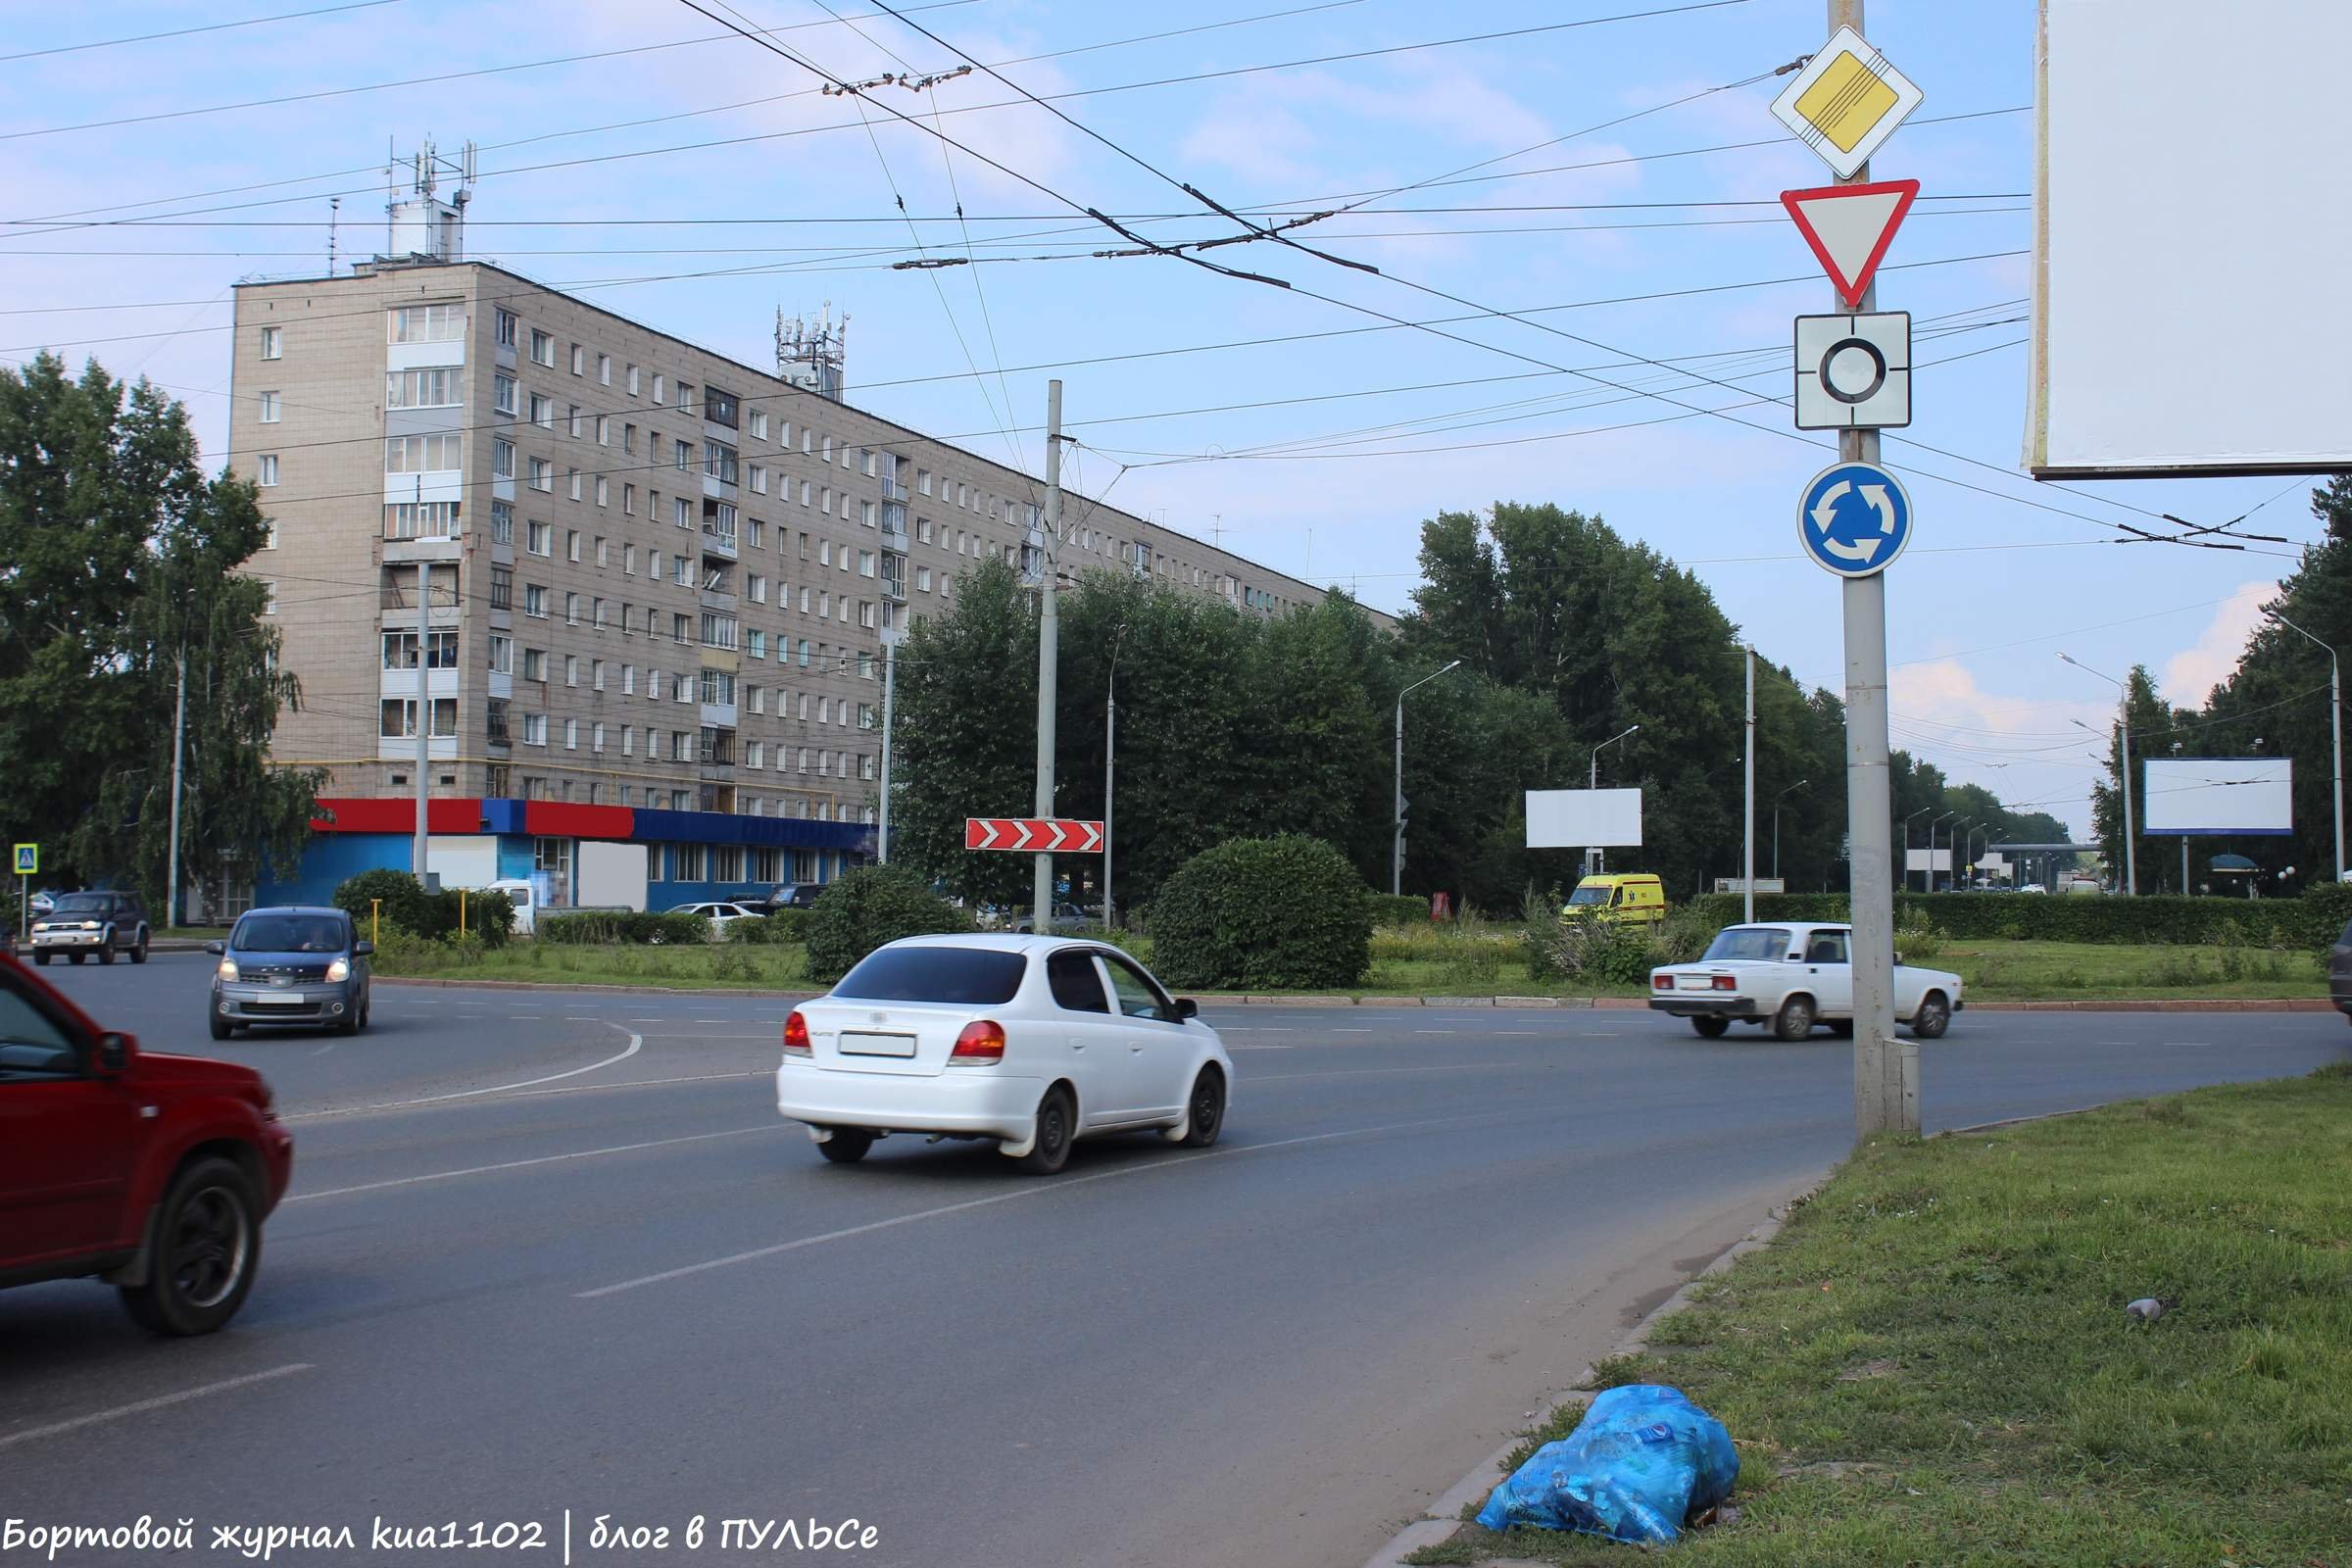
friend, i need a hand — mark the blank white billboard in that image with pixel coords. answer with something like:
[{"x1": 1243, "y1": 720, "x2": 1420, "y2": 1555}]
[
  {"x1": 2027, "y1": 1, "x2": 2352, "y2": 476},
  {"x1": 2142, "y1": 759, "x2": 2293, "y2": 836},
  {"x1": 1903, "y1": 849, "x2": 1953, "y2": 873},
  {"x1": 1526, "y1": 789, "x2": 1642, "y2": 850}
]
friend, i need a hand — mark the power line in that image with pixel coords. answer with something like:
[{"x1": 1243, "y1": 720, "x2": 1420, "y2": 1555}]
[{"x1": 0, "y1": 0, "x2": 406, "y2": 64}]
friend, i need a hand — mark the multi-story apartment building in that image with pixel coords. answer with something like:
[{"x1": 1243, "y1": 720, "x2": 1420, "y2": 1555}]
[{"x1": 225, "y1": 255, "x2": 1344, "y2": 911}]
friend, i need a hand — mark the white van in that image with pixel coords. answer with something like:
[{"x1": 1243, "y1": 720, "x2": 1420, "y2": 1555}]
[{"x1": 484, "y1": 878, "x2": 539, "y2": 936}]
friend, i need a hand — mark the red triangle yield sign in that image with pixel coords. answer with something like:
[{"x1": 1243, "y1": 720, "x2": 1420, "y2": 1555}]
[{"x1": 1781, "y1": 179, "x2": 1919, "y2": 309}]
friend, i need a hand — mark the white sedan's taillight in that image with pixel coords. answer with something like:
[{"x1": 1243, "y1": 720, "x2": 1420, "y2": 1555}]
[
  {"x1": 1651, "y1": 973, "x2": 1673, "y2": 990},
  {"x1": 950, "y1": 1019, "x2": 1005, "y2": 1064},
  {"x1": 782, "y1": 1009, "x2": 812, "y2": 1058}
]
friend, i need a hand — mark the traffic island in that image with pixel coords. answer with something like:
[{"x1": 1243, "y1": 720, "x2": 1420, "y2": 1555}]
[{"x1": 1391, "y1": 1063, "x2": 2352, "y2": 1565}]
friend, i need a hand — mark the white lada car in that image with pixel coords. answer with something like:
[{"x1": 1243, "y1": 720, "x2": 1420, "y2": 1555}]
[
  {"x1": 1648, "y1": 921, "x2": 1962, "y2": 1041},
  {"x1": 776, "y1": 934, "x2": 1234, "y2": 1174}
]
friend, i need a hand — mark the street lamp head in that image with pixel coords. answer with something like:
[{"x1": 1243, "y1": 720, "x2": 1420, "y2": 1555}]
[
  {"x1": 1439, "y1": 659, "x2": 1462, "y2": 674},
  {"x1": 2057, "y1": 652, "x2": 2078, "y2": 666}
]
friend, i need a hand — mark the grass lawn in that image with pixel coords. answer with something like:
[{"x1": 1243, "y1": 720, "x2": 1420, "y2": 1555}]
[
  {"x1": 366, "y1": 931, "x2": 2330, "y2": 1004},
  {"x1": 379, "y1": 941, "x2": 812, "y2": 990},
  {"x1": 1408, "y1": 1064, "x2": 2352, "y2": 1566}
]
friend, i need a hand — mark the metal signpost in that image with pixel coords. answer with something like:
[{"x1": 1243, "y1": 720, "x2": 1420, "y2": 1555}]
[
  {"x1": 14, "y1": 843, "x2": 34, "y2": 936},
  {"x1": 1776, "y1": 0, "x2": 1922, "y2": 1138}
]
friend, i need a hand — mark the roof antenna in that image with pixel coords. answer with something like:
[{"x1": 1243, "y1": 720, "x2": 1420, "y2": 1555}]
[{"x1": 328, "y1": 196, "x2": 340, "y2": 276}]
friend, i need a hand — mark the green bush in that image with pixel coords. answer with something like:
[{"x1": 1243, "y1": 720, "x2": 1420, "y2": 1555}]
[
  {"x1": 725, "y1": 913, "x2": 781, "y2": 944},
  {"x1": 803, "y1": 863, "x2": 976, "y2": 983},
  {"x1": 1893, "y1": 908, "x2": 1943, "y2": 962},
  {"x1": 333, "y1": 868, "x2": 433, "y2": 938},
  {"x1": 539, "y1": 909, "x2": 712, "y2": 946},
  {"x1": 328, "y1": 871, "x2": 514, "y2": 946},
  {"x1": 1684, "y1": 884, "x2": 2352, "y2": 953},
  {"x1": 1368, "y1": 893, "x2": 1433, "y2": 928},
  {"x1": 763, "y1": 906, "x2": 808, "y2": 943},
  {"x1": 1149, "y1": 834, "x2": 1372, "y2": 991}
]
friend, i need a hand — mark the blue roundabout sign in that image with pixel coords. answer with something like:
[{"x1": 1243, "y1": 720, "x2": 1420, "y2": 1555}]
[{"x1": 1797, "y1": 461, "x2": 1912, "y2": 578}]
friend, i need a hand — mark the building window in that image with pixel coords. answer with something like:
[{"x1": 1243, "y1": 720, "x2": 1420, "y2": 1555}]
[
  {"x1": 379, "y1": 698, "x2": 457, "y2": 738},
  {"x1": 653, "y1": 373, "x2": 665, "y2": 404},
  {"x1": 623, "y1": 483, "x2": 636, "y2": 516},
  {"x1": 529, "y1": 393, "x2": 552, "y2": 428},
  {"x1": 387, "y1": 433, "x2": 462, "y2": 471},
  {"x1": 858, "y1": 550, "x2": 875, "y2": 577},
  {"x1": 916, "y1": 565, "x2": 931, "y2": 592},
  {"x1": 748, "y1": 573, "x2": 766, "y2": 604},
  {"x1": 495, "y1": 308, "x2": 517, "y2": 348},
  {"x1": 524, "y1": 584, "x2": 548, "y2": 618},
  {"x1": 260, "y1": 579, "x2": 275, "y2": 614},
  {"x1": 598, "y1": 353, "x2": 612, "y2": 385},
  {"x1": 595, "y1": 475, "x2": 610, "y2": 508},
  {"x1": 490, "y1": 567, "x2": 514, "y2": 611},
  {"x1": 259, "y1": 325, "x2": 282, "y2": 360},
  {"x1": 568, "y1": 404, "x2": 584, "y2": 439},
  {"x1": 526, "y1": 519, "x2": 551, "y2": 556},
  {"x1": 530, "y1": 328, "x2": 555, "y2": 367},
  {"x1": 257, "y1": 454, "x2": 279, "y2": 487},
  {"x1": 672, "y1": 612, "x2": 692, "y2": 645},
  {"x1": 750, "y1": 409, "x2": 768, "y2": 440},
  {"x1": 622, "y1": 663, "x2": 636, "y2": 695},
  {"x1": 522, "y1": 712, "x2": 548, "y2": 746},
  {"x1": 386, "y1": 368, "x2": 462, "y2": 408},
  {"x1": 384, "y1": 501, "x2": 460, "y2": 540},
  {"x1": 489, "y1": 633, "x2": 513, "y2": 674},
  {"x1": 527, "y1": 457, "x2": 553, "y2": 492},
  {"x1": 570, "y1": 344, "x2": 584, "y2": 376},
  {"x1": 491, "y1": 437, "x2": 514, "y2": 478},
  {"x1": 389, "y1": 304, "x2": 465, "y2": 343},
  {"x1": 747, "y1": 629, "x2": 766, "y2": 659},
  {"x1": 257, "y1": 389, "x2": 279, "y2": 420},
  {"x1": 592, "y1": 721, "x2": 607, "y2": 753},
  {"x1": 493, "y1": 372, "x2": 516, "y2": 414},
  {"x1": 521, "y1": 647, "x2": 546, "y2": 682},
  {"x1": 565, "y1": 593, "x2": 582, "y2": 625},
  {"x1": 621, "y1": 724, "x2": 635, "y2": 756},
  {"x1": 705, "y1": 387, "x2": 738, "y2": 428},
  {"x1": 488, "y1": 499, "x2": 513, "y2": 545}
]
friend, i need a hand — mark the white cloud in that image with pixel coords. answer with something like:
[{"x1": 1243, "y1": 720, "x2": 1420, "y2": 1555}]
[{"x1": 2161, "y1": 580, "x2": 2277, "y2": 709}]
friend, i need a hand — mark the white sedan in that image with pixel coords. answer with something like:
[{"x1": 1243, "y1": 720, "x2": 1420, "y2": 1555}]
[
  {"x1": 668, "y1": 900, "x2": 765, "y2": 937},
  {"x1": 775, "y1": 934, "x2": 1234, "y2": 1174},
  {"x1": 1648, "y1": 921, "x2": 1962, "y2": 1042}
]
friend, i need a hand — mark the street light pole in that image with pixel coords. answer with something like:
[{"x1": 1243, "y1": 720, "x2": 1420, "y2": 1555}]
[
  {"x1": 876, "y1": 633, "x2": 897, "y2": 862},
  {"x1": 1033, "y1": 380, "x2": 1063, "y2": 933},
  {"x1": 1774, "y1": 779, "x2": 1810, "y2": 882},
  {"x1": 2060, "y1": 654, "x2": 2136, "y2": 895},
  {"x1": 1393, "y1": 660, "x2": 1462, "y2": 897},
  {"x1": 1931, "y1": 811, "x2": 1955, "y2": 893},
  {"x1": 2270, "y1": 612, "x2": 2344, "y2": 884},
  {"x1": 1742, "y1": 648, "x2": 1755, "y2": 922},
  {"x1": 1903, "y1": 806, "x2": 1932, "y2": 893},
  {"x1": 1590, "y1": 724, "x2": 1640, "y2": 880},
  {"x1": 1104, "y1": 622, "x2": 1128, "y2": 931}
]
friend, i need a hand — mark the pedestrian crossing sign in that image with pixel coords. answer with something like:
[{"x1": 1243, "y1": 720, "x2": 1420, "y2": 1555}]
[{"x1": 13, "y1": 843, "x2": 35, "y2": 875}]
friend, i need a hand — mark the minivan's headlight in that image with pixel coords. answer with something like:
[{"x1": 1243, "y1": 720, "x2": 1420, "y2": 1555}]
[
  {"x1": 326, "y1": 957, "x2": 350, "y2": 982},
  {"x1": 218, "y1": 957, "x2": 239, "y2": 981}
]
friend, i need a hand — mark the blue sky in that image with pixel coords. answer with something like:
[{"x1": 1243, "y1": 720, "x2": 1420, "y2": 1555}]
[{"x1": 1, "y1": 0, "x2": 2322, "y2": 839}]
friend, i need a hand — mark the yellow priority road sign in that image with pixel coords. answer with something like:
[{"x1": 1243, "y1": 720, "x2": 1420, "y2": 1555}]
[
  {"x1": 1769, "y1": 25, "x2": 1924, "y2": 180},
  {"x1": 13, "y1": 843, "x2": 35, "y2": 875}
]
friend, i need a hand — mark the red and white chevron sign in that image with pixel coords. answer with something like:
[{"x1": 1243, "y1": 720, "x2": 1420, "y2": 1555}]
[{"x1": 964, "y1": 816, "x2": 1104, "y2": 853}]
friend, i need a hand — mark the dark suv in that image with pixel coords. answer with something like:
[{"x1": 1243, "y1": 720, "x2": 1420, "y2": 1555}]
[{"x1": 28, "y1": 891, "x2": 151, "y2": 966}]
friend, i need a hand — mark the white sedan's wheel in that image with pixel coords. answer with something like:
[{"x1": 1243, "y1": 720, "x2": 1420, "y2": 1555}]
[{"x1": 1178, "y1": 1068, "x2": 1225, "y2": 1148}]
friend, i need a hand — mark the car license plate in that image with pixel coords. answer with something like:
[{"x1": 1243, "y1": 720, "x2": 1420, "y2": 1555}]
[
  {"x1": 839, "y1": 1032, "x2": 917, "y2": 1057},
  {"x1": 1676, "y1": 975, "x2": 1715, "y2": 991},
  {"x1": 250, "y1": 995, "x2": 308, "y2": 1007}
]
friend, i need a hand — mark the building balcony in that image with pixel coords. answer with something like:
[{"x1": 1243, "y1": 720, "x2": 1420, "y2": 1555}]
[
  {"x1": 879, "y1": 576, "x2": 906, "y2": 604},
  {"x1": 700, "y1": 523, "x2": 738, "y2": 561},
  {"x1": 700, "y1": 589, "x2": 737, "y2": 614}
]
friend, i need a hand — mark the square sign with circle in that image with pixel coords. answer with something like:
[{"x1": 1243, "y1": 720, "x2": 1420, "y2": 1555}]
[
  {"x1": 1795, "y1": 312, "x2": 1910, "y2": 430},
  {"x1": 1769, "y1": 25, "x2": 1924, "y2": 179}
]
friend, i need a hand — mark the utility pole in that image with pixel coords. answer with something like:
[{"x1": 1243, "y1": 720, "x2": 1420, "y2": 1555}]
[
  {"x1": 414, "y1": 561, "x2": 431, "y2": 886},
  {"x1": 1742, "y1": 646, "x2": 1756, "y2": 922},
  {"x1": 1393, "y1": 661, "x2": 1462, "y2": 896},
  {"x1": 877, "y1": 633, "x2": 897, "y2": 862},
  {"x1": 1103, "y1": 666, "x2": 1116, "y2": 930},
  {"x1": 1833, "y1": 0, "x2": 1912, "y2": 1137},
  {"x1": 166, "y1": 648, "x2": 187, "y2": 930},
  {"x1": 1032, "y1": 380, "x2": 1062, "y2": 932}
]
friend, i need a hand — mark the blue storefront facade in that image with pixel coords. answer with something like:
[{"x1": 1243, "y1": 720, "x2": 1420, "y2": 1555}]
[{"x1": 257, "y1": 797, "x2": 874, "y2": 912}]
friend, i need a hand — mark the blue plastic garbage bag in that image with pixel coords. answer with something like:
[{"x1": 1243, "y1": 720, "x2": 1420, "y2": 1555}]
[{"x1": 1475, "y1": 1384, "x2": 1738, "y2": 1544}]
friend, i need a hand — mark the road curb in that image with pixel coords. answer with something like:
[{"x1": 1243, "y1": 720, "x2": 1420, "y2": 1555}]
[
  {"x1": 369, "y1": 974, "x2": 2337, "y2": 1014},
  {"x1": 1357, "y1": 1173, "x2": 1834, "y2": 1568}
]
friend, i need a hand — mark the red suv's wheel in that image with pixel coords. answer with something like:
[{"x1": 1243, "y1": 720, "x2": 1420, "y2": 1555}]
[{"x1": 120, "y1": 1157, "x2": 263, "y2": 1336}]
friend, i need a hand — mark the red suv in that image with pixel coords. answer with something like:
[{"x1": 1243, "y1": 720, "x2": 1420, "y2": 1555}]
[{"x1": 0, "y1": 954, "x2": 293, "y2": 1334}]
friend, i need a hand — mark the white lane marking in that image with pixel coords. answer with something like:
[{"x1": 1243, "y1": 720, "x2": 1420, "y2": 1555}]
[
  {"x1": 0, "y1": 1364, "x2": 313, "y2": 1451},
  {"x1": 579, "y1": 1108, "x2": 1516, "y2": 1299},
  {"x1": 1415, "y1": 1030, "x2": 1458, "y2": 1036},
  {"x1": 283, "y1": 1029, "x2": 642, "y2": 1119},
  {"x1": 564, "y1": 1015, "x2": 600, "y2": 1021},
  {"x1": 1332, "y1": 1028, "x2": 1373, "y2": 1034},
  {"x1": 507, "y1": 1013, "x2": 544, "y2": 1019},
  {"x1": 309, "y1": 1043, "x2": 337, "y2": 1056},
  {"x1": 288, "y1": 1124, "x2": 777, "y2": 1201}
]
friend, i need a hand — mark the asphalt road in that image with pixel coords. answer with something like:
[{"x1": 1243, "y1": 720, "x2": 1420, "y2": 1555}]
[{"x1": 6, "y1": 959, "x2": 2346, "y2": 1568}]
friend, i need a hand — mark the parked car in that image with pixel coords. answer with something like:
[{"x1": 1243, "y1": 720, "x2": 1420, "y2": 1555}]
[
  {"x1": 1648, "y1": 921, "x2": 1963, "y2": 1041},
  {"x1": 27, "y1": 889, "x2": 61, "y2": 918},
  {"x1": 0, "y1": 952, "x2": 293, "y2": 1334},
  {"x1": 27, "y1": 890, "x2": 151, "y2": 966},
  {"x1": 207, "y1": 906, "x2": 373, "y2": 1039},
  {"x1": 2329, "y1": 914, "x2": 2351, "y2": 1026},
  {"x1": 1008, "y1": 902, "x2": 1093, "y2": 935},
  {"x1": 668, "y1": 901, "x2": 765, "y2": 938},
  {"x1": 775, "y1": 935, "x2": 1232, "y2": 1174},
  {"x1": 746, "y1": 884, "x2": 823, "y2": 913},
  {"x1": 1562, "y1": 873, "x2": 1668, "y2": 926}
]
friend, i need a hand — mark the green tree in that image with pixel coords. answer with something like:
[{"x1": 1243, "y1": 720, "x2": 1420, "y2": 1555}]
[{"x1": 0, "y1": 353, "x2": 317, "y2": 913}]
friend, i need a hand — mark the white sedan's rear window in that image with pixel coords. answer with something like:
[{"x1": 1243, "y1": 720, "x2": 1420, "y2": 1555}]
[
  {"x1": 833, "y1": 947, "x2": 1026, "y2": 1004},
  {"x1": 1701, "y1": 928, "x2": 1789, "y2": 962}
]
